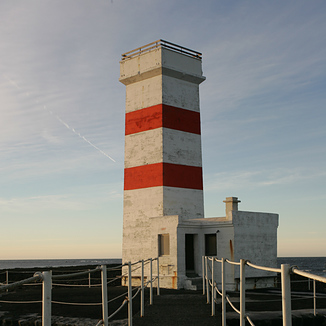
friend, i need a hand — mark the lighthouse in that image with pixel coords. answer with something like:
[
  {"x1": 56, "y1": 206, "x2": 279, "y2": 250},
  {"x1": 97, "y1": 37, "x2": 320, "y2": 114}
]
[{"x1": 119, "y1": 40, "x2": 279, "y2": 290}]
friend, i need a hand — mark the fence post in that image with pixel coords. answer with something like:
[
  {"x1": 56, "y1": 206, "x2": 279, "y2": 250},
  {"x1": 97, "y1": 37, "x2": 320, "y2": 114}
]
[
  {"x1": 101, "y1": 265, "x2": 108, "y2": 326},
  {"x1": 221, "y1": 258, "x2": 226, "y2": 326},
  {"x1": 202, "y1": 256, "x2": 205, "y2": 295},
  {"x1": 240, "y1": 259, "x2": 246, "y2": 326},
  {"x1": 157, "y1": 257, "x2": 160, "y2": 296},
  {"x1": 281, "y1": 264, "x2": 292, "y2": 326},
  {"x1": 211, "y1": 258, "x2": 215, "y2": 316},
  {"x1": 42, "y1": 271, "x2": 52, "y2": 326},
  {"x1": 128, "y1": 262, "x2": 133, "y2": 326},
  {"x1": 88, "y1": 269, "x2": 91, "y2": 288},
  {"x1": 141, "y1": 260, "x2": 144, "y2": 317},
  {"x1": 150, "y1": 258, "x2": 153, "y2": 305},
  {"x1": 6, "y1": 271, "x2": 9, "y2": 292},
  {"x1": 313, "y1": 279, "x2": 316, "y2": 316},
  {"x1": 206, "y1": 257, "x2": 210, "y2": 304}
]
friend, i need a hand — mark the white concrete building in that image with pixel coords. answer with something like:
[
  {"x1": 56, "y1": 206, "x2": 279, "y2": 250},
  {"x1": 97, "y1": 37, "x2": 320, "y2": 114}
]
[{"x1": 119, "y1": 40, "x2": 279, "y2": 290}]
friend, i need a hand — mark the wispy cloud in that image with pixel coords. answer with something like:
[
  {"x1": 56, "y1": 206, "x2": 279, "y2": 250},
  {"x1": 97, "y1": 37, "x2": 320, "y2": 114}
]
[{"x1": 205, "y1": 168, "x2": 326, "y2": 192}]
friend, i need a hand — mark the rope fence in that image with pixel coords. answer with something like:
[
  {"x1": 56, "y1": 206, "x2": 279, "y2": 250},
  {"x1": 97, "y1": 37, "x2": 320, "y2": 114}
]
[
  {"x1": 0, "y1": 257, "x2": 161, "y2": 326},
  {"x1": 203, "y1": 256, "x2": 326, "y2": 326}
]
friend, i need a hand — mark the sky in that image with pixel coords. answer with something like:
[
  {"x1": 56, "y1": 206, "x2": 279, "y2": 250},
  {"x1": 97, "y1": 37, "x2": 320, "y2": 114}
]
[{"x1": 0, "y1": 0, "x2": 325, "y2": 259}]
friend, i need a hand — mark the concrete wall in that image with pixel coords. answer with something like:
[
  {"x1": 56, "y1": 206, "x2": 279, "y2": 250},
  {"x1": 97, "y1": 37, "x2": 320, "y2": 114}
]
[{"x1": 232, "y1": 210, "x2": 279, "y2": 278}]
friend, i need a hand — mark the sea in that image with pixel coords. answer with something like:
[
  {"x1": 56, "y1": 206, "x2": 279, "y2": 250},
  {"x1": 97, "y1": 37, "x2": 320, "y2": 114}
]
[
  {"x1": 0, "y1": 257, "x2": 325, "y2": 277},
  {"x1": 277, "y1": 257, "x2": 326, "y2": 277},
  {"x1": 0, "y1": 258, "x2": 122, "y2": 270}
]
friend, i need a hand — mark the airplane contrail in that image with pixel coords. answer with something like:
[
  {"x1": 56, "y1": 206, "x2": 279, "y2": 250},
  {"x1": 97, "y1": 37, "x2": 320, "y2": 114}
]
[
  {"x1": 45, "y1": 106, "x2": 116, "y2": 162},
  {"x1": 3, "y1": 74, "x2": 22, "y2": 89},
  {"x1": 3, "y1": 74, "x2": 116, "y2": 162}
]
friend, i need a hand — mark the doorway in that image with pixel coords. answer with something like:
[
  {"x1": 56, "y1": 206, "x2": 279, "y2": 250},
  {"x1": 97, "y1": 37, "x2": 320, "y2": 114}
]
[
  {"x1": 185, "y1": 234, "x2": 195, "y2": 273},
  {"x1": 205, "y1": 234, "x2": 217, "y2": 256}
]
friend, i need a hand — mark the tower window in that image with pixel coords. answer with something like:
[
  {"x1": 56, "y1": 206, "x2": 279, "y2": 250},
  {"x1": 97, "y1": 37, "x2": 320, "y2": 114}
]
[{"x1": 158, "y1": 234, "x2": 170, "y2": 256}]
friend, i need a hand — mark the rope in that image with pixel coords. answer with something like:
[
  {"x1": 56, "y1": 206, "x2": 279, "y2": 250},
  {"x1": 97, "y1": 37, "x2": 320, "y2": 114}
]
[
  {"x1": 246, "y1": 315, "x2": 255, "y2": 326},
  {"x1": 52, "y1": 283, "x2": 101, "y2": 287},
  {"x1": 52, "y1": 267, "x2": 100, "y2": 280},
  {"x1": 108, "y1": 291, "x2": 128, "y2": 303},
  {"x1": 0, "y1": 274, "x2": 42, "y2": 293},
  {"x1": 108, "y1": 299, "x2": 128, "y2": 320},
  {"x1": 0, "y1": 300, "x2": 42, "y2": 304},
  {"x1": 246, "y1": 261, "x2": 281, "y2": 273},
  {"x1": 225, "y1": 259, "x2": 240, "y2": 266},
  {"x1": 132, "y1": 287, "x2": 141, "y2": 300},
  {"x1": 226, "y1": 295, "x2": 240, "y2": 314},
  {"x1": 52, "y1": 300, "x2": 101, "y2": 306},
  {"x1": 107, "y1": 276, "x2": 124, "y2": 285},
  {"x1": 214, "y1": 284, "x2": 222, "y2": 297},
  {"x1": 292, "y1": 267, "x2": 326, "y2": 283}
]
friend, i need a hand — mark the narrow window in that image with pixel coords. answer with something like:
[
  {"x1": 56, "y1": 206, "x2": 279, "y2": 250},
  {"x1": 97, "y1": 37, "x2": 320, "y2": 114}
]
[{"x1": 158, "y1": 234, "x2": 170, "y2": 256}]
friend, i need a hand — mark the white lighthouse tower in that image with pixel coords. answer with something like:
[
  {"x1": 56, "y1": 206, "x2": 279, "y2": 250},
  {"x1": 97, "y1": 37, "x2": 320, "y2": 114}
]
[
  {"x1": 119, "y1": 40, "x2": 206, "y2": 288},
  {"x1": 119, "y1": 40, "x2": 279, "y2": 290}
]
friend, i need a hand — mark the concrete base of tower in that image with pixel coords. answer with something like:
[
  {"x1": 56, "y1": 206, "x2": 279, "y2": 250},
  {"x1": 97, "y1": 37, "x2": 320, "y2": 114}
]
[{"x1": 121, "y1": 198, "x2": 279, "y2": 291}]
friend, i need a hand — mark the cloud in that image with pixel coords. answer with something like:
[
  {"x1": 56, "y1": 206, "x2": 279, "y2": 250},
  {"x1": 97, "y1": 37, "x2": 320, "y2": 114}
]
[
  {"x1": 205, "y1": 168, "x2": 326, "y2": 192},
  {"x1": 0, "y1": 183, "x2": 122, "y2": 214}
]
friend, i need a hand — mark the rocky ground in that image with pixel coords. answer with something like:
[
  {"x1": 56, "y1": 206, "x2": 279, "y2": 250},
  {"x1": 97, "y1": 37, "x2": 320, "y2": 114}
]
[{"x1": 1, "y1": 267, "x2": 326, "y2": 325}]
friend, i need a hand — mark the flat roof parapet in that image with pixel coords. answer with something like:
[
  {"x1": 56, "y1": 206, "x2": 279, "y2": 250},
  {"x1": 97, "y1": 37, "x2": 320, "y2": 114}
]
[{"x1": 121, "y1": 39, "x2": 202, "y2": 61}]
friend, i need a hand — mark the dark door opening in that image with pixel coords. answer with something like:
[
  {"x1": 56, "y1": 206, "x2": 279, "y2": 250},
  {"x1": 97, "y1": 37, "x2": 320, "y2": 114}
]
[
  {"x1": 185, "y1": 234, "x2": 195, "y2": 272},
  {"x1": 205, "y1": 234, "x2": 217, "y2": 256}
]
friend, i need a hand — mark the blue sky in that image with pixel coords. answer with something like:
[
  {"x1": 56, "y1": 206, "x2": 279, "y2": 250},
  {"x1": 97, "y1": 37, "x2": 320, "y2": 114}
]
[{"x1": 1, "y1": 0, "x2": 325, "y2": 259}]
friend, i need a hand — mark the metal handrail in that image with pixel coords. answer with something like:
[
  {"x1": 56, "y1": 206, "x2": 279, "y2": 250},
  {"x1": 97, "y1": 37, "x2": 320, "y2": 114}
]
[{"x1": 121, "y1": 39, "x2": 202, "y2": 60}]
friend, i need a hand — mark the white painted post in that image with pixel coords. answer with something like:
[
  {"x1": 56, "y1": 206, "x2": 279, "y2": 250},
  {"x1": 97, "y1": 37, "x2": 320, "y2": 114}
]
[
  {"x1": 128, "y1": 262, "x2": 133, "y2": 326},
  {"x1": 101, "y1": 265, "x2": 108, "y2": 326},
  {"x1": 202, "y1": 256, "x2": 205, "y2": 295},
  {"x1": 6, "y1": 271, "x2": 8, "y2": 292},
  {"x1": 141, "y1": 260, "x2": 144, "y2": 317},
  {"x1": 157, "y1": 257, "x2": 160, "y2": 296},
  {"x1": 42, "y1": 271, "x2": 52, "y2": 326},
  {"x1": 150, "y1": 258, "x2": 153, "y2": 305},
  {"x1": 281, "y1": 264, "x2": 292, "y2": 326},
  {"x1": 313, "y1": 279, "x2": 316, "y2": 316},
  {"x1": 240, "y1": 259, "x2": 246, "y2": 326},
  {"x1": 211, "y1": 258, "x2": 215, "y2": 316},
  {"x1": 88, "y1": 269, "x2": 91, "y2": 288},
  {"x1": 221, "y1": 258, "x2": 226, "y2": 326},
  {"x1": 205, "y1": 257, "x2": 210, "y2": 304}
]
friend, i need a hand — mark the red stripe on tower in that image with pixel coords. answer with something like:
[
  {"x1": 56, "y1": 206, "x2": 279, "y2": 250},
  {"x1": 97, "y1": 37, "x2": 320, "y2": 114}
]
[
  {"x1": 125, "y1": 104, "x2": 201, "y2": 135},
  {"x1": 124, "y1": 163, "x2": 203, "y2": 190}
]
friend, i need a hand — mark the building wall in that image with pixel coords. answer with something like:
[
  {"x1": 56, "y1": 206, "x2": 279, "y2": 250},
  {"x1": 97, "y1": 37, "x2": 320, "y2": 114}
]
[{"x1": 232, "y1": 210, "x2": 279, "y2": 278}]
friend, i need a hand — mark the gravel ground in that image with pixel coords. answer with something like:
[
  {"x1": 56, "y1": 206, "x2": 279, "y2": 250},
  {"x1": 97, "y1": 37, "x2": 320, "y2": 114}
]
[{"x1": 1, "y1": 267, "x2": 326, "y2": 325}]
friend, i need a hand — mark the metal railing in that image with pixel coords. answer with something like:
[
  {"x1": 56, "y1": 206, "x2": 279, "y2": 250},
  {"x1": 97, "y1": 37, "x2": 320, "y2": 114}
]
[
  {"x1": 202, "y1": 256, "x2": 326, "y2": 326},
  {"x1": 0, "y1": 257, "x2": 160, "y2": 326},
  {"x1": 121, "y1": 39, "x2": 202, "y2": 60}
]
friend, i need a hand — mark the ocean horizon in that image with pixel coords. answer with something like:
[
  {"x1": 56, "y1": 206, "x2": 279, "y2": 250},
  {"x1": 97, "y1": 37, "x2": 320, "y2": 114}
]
[
  {"x1": 0, "y1": 258, "x2": 122, "y2": 270},
  {"x1": 0, "y1": 257, "x2": 325, "y2": 277}
]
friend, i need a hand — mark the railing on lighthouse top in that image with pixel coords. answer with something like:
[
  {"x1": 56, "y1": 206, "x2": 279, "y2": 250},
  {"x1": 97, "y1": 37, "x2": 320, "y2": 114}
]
[{"x1": 121, "y1": 39, "x2": 202, "y2": 60}]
